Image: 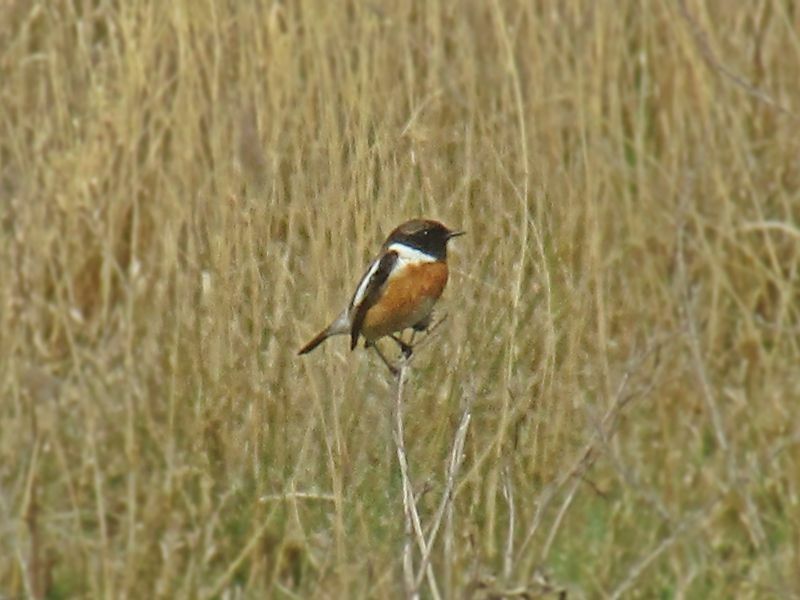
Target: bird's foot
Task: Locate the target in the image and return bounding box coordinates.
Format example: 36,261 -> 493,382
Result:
390,335 -> 414,359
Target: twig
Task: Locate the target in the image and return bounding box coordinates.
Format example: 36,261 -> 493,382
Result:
609,498 -> 721,600
675,191 -> 776,581
677,234 -> 729,453
514,483 -> 556,562
412,407 -> 472,593
501,468 -> 515,581
739,220 -> 800,241
259,491 -> 336,503
539,477 -> 581,563
676,0 -> 798,122
390,320 -> 467,598
518,336 -> 668,562
205,519 -> 275,599
392,361 -> 440,600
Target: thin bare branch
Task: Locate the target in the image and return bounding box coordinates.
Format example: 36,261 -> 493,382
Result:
393,361 -> 441,600
412,407 -> 472,593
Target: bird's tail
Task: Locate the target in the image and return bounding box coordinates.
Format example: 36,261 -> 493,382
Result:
298,328 -> 331,355
298,310 -> 350,356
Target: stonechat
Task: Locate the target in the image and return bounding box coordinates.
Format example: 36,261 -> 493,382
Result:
298,219 -> 464,371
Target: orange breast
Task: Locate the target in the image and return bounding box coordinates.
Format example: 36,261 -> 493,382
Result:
360,261 -> 448,341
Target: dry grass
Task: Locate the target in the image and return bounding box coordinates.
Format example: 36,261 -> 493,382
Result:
2,0 -> 800,597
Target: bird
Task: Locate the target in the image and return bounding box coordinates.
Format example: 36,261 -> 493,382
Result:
298,218 -> 464,372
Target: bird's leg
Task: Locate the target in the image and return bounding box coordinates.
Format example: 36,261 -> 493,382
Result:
367,341 -> 399,377
389,334 -> 413,359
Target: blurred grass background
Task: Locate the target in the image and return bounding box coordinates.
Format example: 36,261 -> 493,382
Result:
2,0 -> 800,597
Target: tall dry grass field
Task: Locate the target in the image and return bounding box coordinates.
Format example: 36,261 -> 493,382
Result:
2,1 -> 800,598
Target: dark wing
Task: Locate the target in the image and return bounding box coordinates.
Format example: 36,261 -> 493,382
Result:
350,250 -> 398,350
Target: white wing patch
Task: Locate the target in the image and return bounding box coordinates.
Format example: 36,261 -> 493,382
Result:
350,256 -> 383,310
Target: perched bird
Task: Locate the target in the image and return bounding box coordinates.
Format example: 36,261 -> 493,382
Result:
298,218 -> 464,371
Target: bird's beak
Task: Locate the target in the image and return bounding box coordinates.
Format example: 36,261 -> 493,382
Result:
447,230 -> 466,239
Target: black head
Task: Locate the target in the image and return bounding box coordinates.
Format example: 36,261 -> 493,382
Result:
384,219 -> 464,260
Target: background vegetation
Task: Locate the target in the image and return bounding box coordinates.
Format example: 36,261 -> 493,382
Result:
2,0 -> 799,597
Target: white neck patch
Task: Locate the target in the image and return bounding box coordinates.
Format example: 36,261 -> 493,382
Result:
387,242 -> 437,264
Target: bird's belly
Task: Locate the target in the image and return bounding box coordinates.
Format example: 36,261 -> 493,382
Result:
360,261 -> 448,341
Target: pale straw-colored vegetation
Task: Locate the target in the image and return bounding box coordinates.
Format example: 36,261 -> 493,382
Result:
2,1 -> 799,597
